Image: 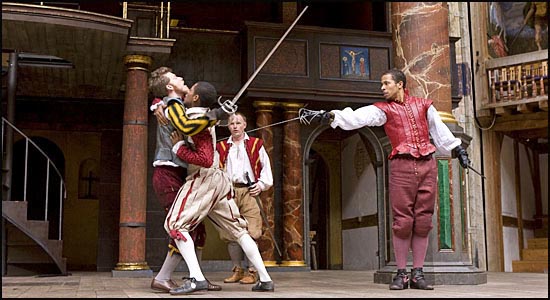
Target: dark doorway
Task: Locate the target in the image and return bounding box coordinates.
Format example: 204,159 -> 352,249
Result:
11,137 -> 65,240
308,149 -> 329,269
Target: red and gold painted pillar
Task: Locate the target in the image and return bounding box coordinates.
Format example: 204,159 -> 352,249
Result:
253,100 -> 277,266
391,2 -> 452,114
280,102 -> 306,267
113,54 -> 153,277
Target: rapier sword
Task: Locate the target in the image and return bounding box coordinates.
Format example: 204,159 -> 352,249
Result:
219,6 -> 309,113
245,172 -> 283,259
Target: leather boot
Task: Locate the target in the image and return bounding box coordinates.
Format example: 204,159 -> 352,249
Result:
410,267 -> 434,290
223,266 -> 244,283
389,269 -> 409,290
239,268 -> 259,284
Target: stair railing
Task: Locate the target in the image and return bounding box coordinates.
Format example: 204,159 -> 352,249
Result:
2,117 -> 66,240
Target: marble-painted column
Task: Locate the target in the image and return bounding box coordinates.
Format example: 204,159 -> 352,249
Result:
391,2 -> 452,113
253,100 -> 278,266
280,102 -> 306,267
113,55 -> 153,277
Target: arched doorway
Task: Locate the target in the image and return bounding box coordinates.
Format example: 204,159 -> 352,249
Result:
303,125 -> 389,271
11,136 -> 65,239
307,149 -> 329,269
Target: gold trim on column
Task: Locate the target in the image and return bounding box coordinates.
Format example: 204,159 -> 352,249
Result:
124,55 -> 153,71
280,102 -> 304,113
114,262 -> 151,271
263,260 -> 279,267
279,260 -> 307,267
438,111 -> 458,124
253,100 -> 277,112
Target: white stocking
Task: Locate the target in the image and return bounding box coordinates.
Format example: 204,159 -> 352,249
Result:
238,234 -> 271,282
174,232 -> 205,281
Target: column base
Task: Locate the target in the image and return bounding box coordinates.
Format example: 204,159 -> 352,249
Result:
263,260 -> 279,267
279,260 -> 306,267
374,265 -> 487,285
112,262 -> 153,278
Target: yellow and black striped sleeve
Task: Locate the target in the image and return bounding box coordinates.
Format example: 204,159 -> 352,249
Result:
166,102 -> 216,137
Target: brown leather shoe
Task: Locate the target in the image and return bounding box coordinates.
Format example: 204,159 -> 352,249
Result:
206,278 -> 222,291
239,269 -> 259,284
224,266 -> 244,283
151,278 -> 178,293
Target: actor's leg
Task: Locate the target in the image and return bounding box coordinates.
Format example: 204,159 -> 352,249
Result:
156,251 -> 182,281
223,241 -> 245,283
238,234 -> 271,282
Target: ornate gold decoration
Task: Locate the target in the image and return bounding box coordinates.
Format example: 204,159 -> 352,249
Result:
124,55 -> 153,71
263,260 -> 279,267
114,262 -> 151,271
280,102 -> 304,113
279,260 -> 307,267
253,101 -> 277,113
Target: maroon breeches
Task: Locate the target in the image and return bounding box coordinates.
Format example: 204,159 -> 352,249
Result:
389,156 -> 437,239
152,165 -> 186,210
152,165 -> 206,248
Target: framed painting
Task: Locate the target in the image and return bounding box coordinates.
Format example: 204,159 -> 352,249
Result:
340,46 -> 369,80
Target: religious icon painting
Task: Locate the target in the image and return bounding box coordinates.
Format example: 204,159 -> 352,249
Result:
340,46 -> 369,80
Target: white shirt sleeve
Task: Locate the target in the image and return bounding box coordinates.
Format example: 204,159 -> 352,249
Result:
330,105 -> 387,130
256,146 -> 273,191
428,106 -> 462,155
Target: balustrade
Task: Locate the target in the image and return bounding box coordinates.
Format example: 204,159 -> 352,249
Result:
485,50 -> 548,115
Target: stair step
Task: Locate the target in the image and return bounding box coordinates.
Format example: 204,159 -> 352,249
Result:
2,201 -> 28,222
527,238 -> 548,249
522,248 -> 548,261
7,244 -> 54,263
512,260 -> 548,273
6,263 -> 62,276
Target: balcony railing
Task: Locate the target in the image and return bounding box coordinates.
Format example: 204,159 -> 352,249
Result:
485,50 -> 548,115
122,1 -> 171,39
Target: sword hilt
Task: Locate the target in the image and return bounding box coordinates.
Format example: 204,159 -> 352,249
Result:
244,172 -> 255,188
218,96 -> 238,114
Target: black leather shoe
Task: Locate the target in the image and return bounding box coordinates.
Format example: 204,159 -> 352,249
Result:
150,278 -> 178,292
206,278 -> 222,291
169,277 -> 208,295
410,267 -> 434,290
389,269 -> 409,290
251,280 -> 274,292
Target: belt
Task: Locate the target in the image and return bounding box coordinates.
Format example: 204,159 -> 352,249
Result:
392,153 -> 432,161
233,182 -> 249,188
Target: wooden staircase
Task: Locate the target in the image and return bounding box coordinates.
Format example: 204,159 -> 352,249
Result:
512,217 -> 548,273
2,200 -> 67,275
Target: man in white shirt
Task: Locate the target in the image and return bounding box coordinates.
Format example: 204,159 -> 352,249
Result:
320,68 -> 470,291
216,112 -> 274,284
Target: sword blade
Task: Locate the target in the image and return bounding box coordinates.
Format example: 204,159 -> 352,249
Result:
245,172 -> 283,258
230,6 -> 309,105
253,194 -> 283,258
467,164 -> 486,179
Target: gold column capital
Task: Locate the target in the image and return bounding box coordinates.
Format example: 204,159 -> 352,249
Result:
124,55 -> 153,71
280,102 -> 304,113
253,100 -> 277,112
438,111 -> 458,124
